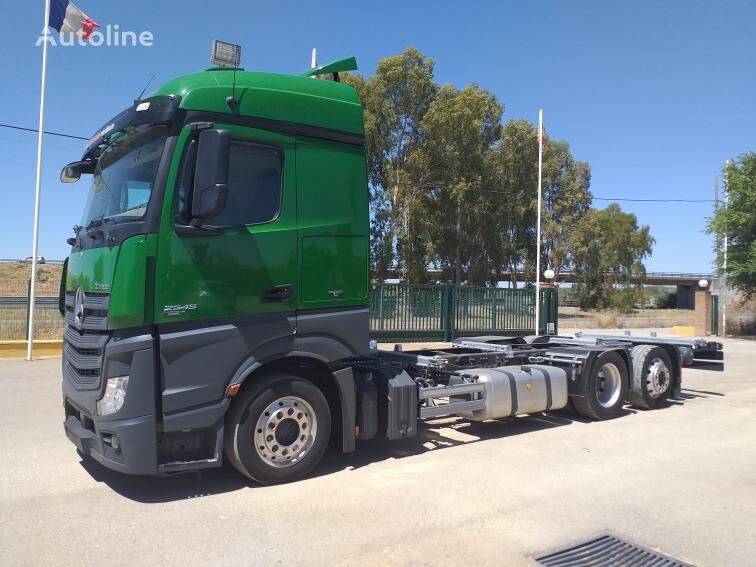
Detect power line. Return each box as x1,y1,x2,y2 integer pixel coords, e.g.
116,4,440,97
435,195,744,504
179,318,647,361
373,177,720,204
592,196,717,203
0,123,88,141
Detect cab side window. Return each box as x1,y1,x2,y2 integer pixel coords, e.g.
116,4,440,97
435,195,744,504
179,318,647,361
176,139,283,227
211,142,282,227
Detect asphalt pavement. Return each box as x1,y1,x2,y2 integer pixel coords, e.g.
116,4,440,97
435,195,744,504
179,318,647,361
0,337,754,566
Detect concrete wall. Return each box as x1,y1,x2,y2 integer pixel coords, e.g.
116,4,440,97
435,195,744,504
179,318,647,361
709,278,756,336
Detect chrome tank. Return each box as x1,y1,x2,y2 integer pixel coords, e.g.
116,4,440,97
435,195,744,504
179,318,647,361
451,365,568,421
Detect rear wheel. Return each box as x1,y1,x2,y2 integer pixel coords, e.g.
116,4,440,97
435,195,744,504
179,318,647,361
224,373,331,485
572,351,628,420
629,345,674,409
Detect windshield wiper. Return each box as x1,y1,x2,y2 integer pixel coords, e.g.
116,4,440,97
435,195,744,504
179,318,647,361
85,216,106,230
85,216,114,239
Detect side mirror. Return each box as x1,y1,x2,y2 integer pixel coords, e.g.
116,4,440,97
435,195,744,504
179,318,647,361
60,159,95,183
191,129,230,220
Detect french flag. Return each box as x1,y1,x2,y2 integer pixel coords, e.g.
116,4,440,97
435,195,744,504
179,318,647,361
49,0,99,40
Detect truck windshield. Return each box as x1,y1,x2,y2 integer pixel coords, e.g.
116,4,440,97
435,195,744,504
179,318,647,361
80,125,168,228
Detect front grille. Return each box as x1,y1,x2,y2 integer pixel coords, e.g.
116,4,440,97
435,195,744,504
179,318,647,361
63,291,110,391
64,291,110,331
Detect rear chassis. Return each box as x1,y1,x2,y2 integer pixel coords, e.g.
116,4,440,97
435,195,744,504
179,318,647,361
370,335,682,420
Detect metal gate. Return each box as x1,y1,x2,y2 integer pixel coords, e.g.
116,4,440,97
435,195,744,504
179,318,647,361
369,283,558,342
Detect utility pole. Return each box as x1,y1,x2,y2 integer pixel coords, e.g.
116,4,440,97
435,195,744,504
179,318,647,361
722,161,729,336
714,175,720,251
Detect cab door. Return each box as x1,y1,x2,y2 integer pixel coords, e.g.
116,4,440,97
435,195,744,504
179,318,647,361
154,124,297,413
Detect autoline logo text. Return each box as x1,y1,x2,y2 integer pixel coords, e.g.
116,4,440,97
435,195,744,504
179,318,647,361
37,25,154,47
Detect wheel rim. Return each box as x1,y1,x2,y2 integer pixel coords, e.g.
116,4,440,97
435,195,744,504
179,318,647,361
253,396,317,468
646,358,670,398
596,362,622,408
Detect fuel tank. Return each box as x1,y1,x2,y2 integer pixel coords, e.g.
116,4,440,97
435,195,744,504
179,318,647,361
450,365,568,421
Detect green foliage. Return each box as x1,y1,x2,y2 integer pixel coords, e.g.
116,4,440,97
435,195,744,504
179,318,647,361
540,141,592,280
708,152,756,295
655,288,678,309
573,204,654,309
492,120,539,285
348,47,654,291
412,83,503,283
343,48,436,281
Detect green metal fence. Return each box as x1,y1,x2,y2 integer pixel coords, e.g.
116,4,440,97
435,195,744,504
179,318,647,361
0,272,65,341
369,283,558,342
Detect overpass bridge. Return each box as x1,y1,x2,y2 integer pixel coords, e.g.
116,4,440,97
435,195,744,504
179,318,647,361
384,267,714,309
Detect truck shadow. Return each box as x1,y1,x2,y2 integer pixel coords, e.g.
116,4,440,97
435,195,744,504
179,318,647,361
78,407,639,503
316,407,637,476
673,388,726,401
691,361,725,372
78,458,250,502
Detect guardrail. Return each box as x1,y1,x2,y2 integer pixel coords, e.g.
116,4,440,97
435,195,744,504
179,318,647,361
0,296,58,307
0,259,65,265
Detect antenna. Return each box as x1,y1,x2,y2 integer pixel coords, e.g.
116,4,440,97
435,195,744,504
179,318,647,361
227,67,239,111
311,48,317,69
135,74,156,103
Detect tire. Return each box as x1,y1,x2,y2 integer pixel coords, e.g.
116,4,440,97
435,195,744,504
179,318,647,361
572,351,628,420
224,373,331,485
628,345,674,410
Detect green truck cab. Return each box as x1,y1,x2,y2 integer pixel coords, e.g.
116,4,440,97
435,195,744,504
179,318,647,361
61,56,371,483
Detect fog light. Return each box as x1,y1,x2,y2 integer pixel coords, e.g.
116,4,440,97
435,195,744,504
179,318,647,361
111,435,121,452
97,376,129,416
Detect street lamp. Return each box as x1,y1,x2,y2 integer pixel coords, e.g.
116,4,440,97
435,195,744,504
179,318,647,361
698,279,709,289
544,269,555,281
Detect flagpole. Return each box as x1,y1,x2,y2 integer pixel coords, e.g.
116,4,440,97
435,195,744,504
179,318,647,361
722,159,729,337
535,109,543,335
27,0,52,361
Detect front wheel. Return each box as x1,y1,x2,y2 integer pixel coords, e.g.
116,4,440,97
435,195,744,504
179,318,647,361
572,351,629,420
224,373,331,485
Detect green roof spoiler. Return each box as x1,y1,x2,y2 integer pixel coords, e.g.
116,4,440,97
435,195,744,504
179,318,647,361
302,56,358,79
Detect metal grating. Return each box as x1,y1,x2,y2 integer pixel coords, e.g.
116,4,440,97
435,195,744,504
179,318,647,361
536,534,693,567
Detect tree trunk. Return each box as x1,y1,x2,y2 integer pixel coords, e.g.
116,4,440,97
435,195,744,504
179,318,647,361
455,202,462,285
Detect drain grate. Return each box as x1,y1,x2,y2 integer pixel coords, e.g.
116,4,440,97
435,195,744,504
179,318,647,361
536,534,693,566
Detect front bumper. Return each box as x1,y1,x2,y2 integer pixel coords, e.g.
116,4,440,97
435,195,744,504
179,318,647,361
63,408,158,474
63,329,227,475
63,330,161,474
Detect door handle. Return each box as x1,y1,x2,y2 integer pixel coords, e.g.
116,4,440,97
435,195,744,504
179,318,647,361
262,284,294,303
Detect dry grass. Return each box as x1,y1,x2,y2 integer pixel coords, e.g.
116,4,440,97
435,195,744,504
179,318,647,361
593,310,620,328
0,263,63,296
559,306,696,329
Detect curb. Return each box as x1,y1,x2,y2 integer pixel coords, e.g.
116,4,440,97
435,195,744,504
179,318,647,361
0,340,63,358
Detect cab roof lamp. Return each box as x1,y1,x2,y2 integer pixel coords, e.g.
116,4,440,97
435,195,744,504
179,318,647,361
211,40,242,69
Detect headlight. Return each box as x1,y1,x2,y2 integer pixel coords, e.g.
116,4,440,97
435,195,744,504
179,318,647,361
97,376,129,416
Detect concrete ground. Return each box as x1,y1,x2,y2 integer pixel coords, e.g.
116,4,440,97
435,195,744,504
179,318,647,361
0,337,754,567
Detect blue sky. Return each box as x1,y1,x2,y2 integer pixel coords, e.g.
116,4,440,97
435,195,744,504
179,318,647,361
1,0,754,272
